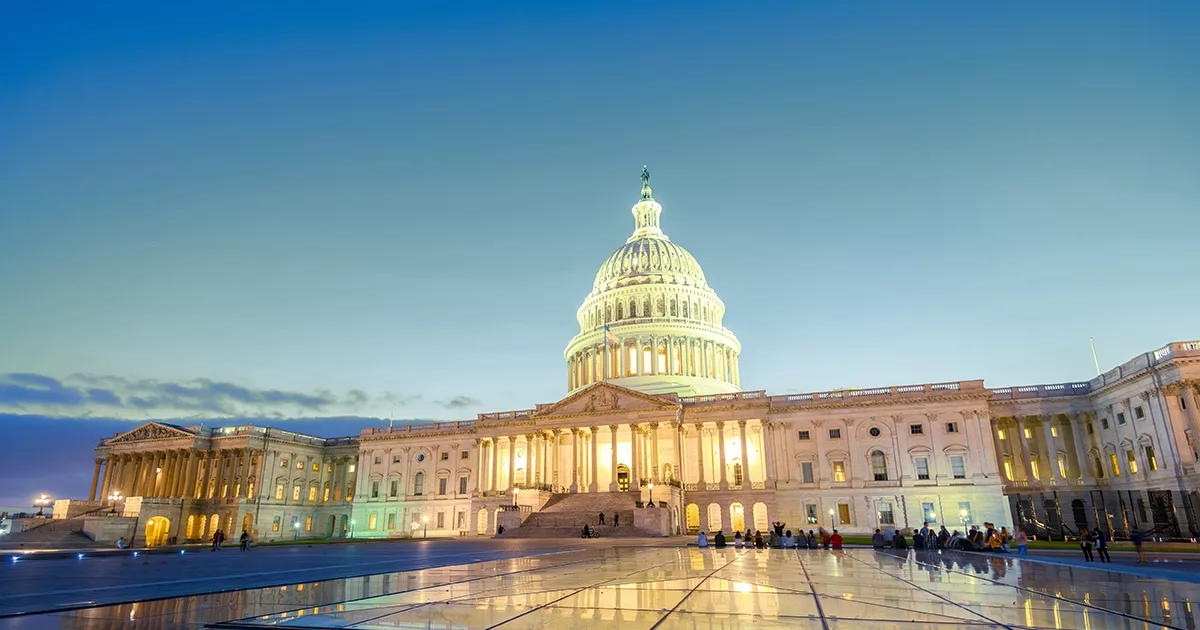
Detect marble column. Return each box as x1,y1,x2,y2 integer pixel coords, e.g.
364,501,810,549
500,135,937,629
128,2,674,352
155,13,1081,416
99,457,114,501
694,424,706,485
609,425,620,492
570,431,580,492
630,424,641,492
1016,417,1037,482
508,437,518,490
89,459,102,501
552,432,561,488
739,420,750,490
590,426,600,492
761,422,776,488
1043,415,1065,484
718,421,729,488
528,433,538,485
650,423,661,482
1071,413,1096,481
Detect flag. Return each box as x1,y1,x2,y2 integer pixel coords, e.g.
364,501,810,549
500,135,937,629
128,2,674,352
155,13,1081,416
604,324,619,345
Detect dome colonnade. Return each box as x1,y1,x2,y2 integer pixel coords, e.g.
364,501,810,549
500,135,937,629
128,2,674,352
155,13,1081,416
565,167,741,396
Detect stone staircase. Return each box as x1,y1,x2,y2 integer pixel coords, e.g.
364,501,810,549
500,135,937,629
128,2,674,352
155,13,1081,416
499,492,655,538
0,518,105,549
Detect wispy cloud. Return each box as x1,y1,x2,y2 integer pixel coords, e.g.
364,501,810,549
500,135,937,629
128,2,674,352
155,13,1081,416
0,373,479,420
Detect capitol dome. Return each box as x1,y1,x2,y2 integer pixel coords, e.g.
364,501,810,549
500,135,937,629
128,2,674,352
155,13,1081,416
565,168,742,396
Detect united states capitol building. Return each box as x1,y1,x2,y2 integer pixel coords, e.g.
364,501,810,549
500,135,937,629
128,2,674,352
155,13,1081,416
64,169,1200,547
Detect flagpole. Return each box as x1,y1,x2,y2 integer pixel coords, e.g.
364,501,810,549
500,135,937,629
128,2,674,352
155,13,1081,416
1090,338,1101,376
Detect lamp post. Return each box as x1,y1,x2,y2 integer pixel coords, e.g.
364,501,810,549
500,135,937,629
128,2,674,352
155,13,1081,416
108,492,123,515
293,521,299,541
411,521,419,538
512,486,520,507
828,508,835,531
647,481,654,506
349,519,355,539
34,494,51,518
959,509,969,526
422,515,429,538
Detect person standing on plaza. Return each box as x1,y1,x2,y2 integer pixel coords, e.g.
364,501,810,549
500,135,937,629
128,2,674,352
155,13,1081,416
1094,528,1111,563
211,530,220,551
240,530,250,551
1079,529,1094,562
938,526,950,550
1131,527,1146,564
598,512,605,526
613,513,619,527
1014,526,1028,556
999,527,1011,553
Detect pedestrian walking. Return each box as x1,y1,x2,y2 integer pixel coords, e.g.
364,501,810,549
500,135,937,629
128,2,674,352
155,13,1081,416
240,530,250,551
1131,528,1146,564
1014,526,1028,557
1079,530,1094,562
613,513,619,527
1094,528,1110,563
598,512,605,525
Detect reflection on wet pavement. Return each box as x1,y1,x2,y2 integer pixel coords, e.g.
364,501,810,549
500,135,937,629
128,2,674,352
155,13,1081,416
4,547,1200,629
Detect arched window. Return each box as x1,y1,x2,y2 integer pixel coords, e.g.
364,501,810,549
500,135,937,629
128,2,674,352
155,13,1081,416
871,450,888,481
616,302,623,320
670,298,677,317
643,297,651,318
414,472,425,496
629,299,636,317
605,304,611,323
656,296,664,316
732,460,744,486
663,463,674,481
682,301,689,318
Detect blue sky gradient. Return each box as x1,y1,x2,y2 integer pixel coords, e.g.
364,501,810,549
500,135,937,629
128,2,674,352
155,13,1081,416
1,0,1198,506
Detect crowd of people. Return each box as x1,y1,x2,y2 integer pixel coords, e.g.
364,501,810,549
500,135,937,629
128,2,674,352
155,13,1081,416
867,521,1029,555
697,521,845,550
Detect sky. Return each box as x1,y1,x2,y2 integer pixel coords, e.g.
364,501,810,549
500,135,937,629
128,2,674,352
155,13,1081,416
1,0,1198,508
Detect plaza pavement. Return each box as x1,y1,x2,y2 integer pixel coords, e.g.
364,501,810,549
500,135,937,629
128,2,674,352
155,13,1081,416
4,540,1200,628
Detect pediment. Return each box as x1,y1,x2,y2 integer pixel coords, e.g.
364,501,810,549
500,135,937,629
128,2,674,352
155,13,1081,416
108,422,195,444
534,382,680,419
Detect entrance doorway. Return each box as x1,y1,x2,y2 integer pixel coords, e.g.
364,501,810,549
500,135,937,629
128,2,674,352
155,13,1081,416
144,516,170,547
616,465,630,492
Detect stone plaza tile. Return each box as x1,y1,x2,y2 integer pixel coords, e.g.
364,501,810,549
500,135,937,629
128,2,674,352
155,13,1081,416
6,547,1200,629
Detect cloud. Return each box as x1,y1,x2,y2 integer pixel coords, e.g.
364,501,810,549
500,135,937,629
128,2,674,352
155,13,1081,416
0,374,120,408
435,396,481,409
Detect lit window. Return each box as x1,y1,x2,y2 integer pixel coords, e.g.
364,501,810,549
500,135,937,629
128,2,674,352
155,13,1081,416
296,461,304,469
1003,458,1014,480
292,485,301,501
275,483,285,500
833,461,846,483
305,516,312,532
806,504,818,524
958,502,972,524
997,429,1006,440
829,429,841,439
1050,426,1058,438
348,464,356,473
312,463,319,471
272,516,281,531
280,459,289,468
1110,453,1121,477
326,464,332,473
797,431,810,441
1057,456,1067,478
878,502,894,525
915,457,929,480
323,487,330,501
1030,459,1040,480
837,503,851,525
1146,446,1158,471
368,514,377,530
922,502,936,523
951,456,966,479
870,451,888,481
308,486,317,502
1023,428,1032,439
1126,450,1139,474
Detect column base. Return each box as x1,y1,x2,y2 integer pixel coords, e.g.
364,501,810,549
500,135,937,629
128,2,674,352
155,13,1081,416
569,484,578,493
589,483,598,493
609,482,619,492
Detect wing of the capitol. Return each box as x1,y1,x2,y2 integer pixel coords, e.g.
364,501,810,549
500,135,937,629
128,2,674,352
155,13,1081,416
61,170,1200,546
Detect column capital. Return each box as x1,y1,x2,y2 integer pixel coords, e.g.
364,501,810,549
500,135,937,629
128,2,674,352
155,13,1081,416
737,419,747,428
609,424,619,432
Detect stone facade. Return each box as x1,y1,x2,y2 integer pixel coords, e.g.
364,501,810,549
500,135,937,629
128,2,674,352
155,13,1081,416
77,172,1200,545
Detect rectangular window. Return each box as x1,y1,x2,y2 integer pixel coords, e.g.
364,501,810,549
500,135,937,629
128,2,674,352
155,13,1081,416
275,483,285,500
1101,417,1110,429
1023,427,1032,439
997,429,1006,440
1117,412,1126,425
437,512,446,529
291,516,298,531
945,422,958,433
457,511,466,529
393,455,402,463
1004,458,1014,480
1087,422,1094,435
798,430,810,441
441,452,449,461
1110,453,1121,476
1126,450,1139,474
915,457,929,480
951,456,966,479
829,429,841,440
1030,459,1040,480
439,477,448,495
387,513,396,530
323,487,330,502
297,461,304,469
801,462,814,484
1135,406,1145,420
459,476,468,494
461,450,469,460
221,484,228,498
390,480,398,497
327,464,333,473
280,459,289,468
922,502,937,523
1057,456,1067,478
806,504,818,524
312,463,319,471
833,461,846,483
308,486,317,502
371,481,379,499
838,503,851,525
1050,426,1058,438
272,516,280,531
292,485,301,501
909,424,924,435
958,501,972,524
878,502,894,525
305,516,313,532
374,456,382,465
368,514,377,530
349,464,356,473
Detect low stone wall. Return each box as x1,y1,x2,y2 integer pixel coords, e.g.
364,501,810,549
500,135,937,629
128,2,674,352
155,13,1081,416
633,507,670,536
82,516,137,544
